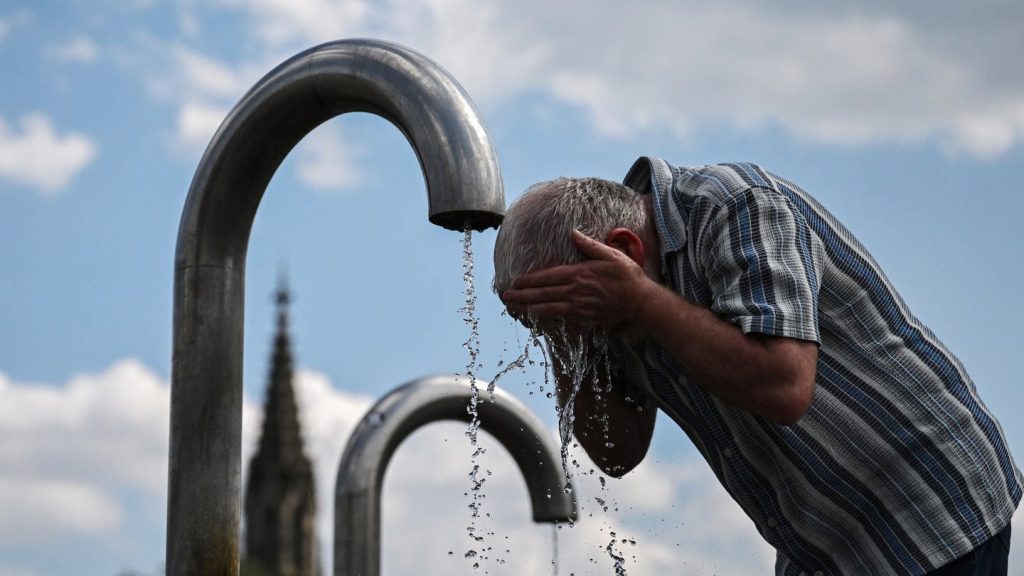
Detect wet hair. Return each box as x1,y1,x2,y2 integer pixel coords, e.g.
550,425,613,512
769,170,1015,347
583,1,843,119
492,177,648,295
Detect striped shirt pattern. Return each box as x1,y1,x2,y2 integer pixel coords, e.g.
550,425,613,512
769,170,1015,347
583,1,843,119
615,157,1021,575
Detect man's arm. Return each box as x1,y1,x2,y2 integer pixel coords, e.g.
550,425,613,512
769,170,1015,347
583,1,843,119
504,229,817,426
630,276,817,425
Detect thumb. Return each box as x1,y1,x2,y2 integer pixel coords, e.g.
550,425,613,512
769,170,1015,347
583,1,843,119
571,229,618,260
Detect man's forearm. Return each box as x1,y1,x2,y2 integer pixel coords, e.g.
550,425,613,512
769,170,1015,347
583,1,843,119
633,280,817,425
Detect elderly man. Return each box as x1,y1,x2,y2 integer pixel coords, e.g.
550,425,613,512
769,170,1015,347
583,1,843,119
495,157,1020,576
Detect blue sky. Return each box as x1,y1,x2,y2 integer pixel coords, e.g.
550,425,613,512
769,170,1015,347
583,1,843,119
1,1,1022,575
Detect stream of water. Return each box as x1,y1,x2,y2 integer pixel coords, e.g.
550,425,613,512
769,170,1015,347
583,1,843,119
541,324,631,574
459,228,637,575
460,227,490,570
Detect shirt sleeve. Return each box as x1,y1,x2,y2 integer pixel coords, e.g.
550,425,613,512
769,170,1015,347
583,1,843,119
696,188,823,343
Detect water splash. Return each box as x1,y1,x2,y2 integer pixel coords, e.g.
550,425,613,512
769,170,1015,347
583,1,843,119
538,323,641,575
487,340,531,398
541,323,608,496
461,235,645,574
605,531,627,576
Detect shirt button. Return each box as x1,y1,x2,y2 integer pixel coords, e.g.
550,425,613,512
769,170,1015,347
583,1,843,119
723,448,734,458
813,571,824,576
766,517,778,528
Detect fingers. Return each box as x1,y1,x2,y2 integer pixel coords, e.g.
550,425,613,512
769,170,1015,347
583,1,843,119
502,284,572,304
510,231,619,291
511,264,583,289
571,229,619,260
502,282,589,323
506,301,594,326
499,229,629,330
506,301,572,317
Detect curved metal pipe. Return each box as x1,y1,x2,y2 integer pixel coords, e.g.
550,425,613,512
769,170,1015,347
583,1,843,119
334,375,576,576
168,39,505,575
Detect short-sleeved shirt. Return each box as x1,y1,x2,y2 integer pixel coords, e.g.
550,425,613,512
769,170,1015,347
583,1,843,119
614,157,1022,575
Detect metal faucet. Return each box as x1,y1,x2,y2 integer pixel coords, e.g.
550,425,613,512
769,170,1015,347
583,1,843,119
334,375,576,576
168,39,505,575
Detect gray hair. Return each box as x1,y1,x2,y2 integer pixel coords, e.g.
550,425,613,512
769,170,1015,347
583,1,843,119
492,177,648,295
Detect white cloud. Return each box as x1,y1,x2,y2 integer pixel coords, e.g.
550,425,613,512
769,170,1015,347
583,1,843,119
175,101,229,151
157,47,287,154
215,0,372,48
128,42,263,152
0,360,166,541
0,478,122,542
0,360,368,566
50,37,100,64
364,0,549,103
947,104,1024,159
501,1,1024,158
164,47,256,151
172,46,249,100
143,44,366,184
0,114,97,195
193,0,1024,158
294,122,363,192
290,369,373,491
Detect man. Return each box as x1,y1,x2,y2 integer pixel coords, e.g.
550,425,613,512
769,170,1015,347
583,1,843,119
494,157,1020,575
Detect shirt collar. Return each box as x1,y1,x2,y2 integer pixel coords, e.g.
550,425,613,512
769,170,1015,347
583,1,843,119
623,156,687,257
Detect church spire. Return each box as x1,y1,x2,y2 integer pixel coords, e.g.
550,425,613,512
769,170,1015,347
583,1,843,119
256,277,309,465
244,276,319,576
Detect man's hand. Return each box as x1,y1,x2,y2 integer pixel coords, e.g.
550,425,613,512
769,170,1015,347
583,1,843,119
501,229,656,334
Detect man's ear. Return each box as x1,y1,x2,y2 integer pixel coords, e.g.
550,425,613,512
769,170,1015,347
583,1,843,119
605,228,646,267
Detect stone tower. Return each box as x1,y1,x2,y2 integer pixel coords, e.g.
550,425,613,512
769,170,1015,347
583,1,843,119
244,280,319,576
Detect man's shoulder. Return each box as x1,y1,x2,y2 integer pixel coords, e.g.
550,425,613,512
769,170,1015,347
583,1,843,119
627,158,769,197
677,162,775,192
627,157,803,245
653,162,788,216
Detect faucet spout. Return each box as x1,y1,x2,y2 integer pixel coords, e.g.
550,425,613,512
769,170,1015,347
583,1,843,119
334,375,576,576
168,40,505,576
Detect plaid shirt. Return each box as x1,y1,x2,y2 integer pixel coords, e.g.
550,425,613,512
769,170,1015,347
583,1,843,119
614,157,1021,575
